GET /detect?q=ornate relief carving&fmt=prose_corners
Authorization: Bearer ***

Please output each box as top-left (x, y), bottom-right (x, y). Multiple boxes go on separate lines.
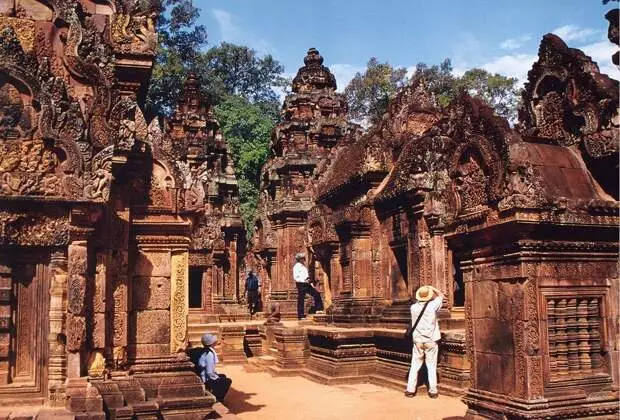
top-left (0, 211), bottom-right (69, 245)
top-left (170, 252), bottom-right (188, 352)
top-left (519, 34), bottom-right (618, 159)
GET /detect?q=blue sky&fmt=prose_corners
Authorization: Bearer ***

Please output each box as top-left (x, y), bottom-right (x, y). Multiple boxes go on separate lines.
top-left (198, 0), bottom-right (619, 90)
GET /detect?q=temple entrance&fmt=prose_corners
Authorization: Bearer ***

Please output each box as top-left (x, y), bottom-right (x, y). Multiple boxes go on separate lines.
top-left (189, 267), bottom-right (203, 309)
top-left (452, 255), bottom-right (464, 307)
top-left (0, 251), bottom-right (50, 399)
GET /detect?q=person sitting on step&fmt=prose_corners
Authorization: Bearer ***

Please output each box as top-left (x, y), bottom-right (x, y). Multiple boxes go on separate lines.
top-left (198, 333), bottom-right (232, 402)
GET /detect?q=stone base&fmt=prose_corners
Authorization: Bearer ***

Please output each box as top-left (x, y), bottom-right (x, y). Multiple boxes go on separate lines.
top-left (326, 297), bottom-right (386, 325)
top-left (63, 357), bottom-right (216, 419)
top-left (464, 389), bottom-right (619, 419)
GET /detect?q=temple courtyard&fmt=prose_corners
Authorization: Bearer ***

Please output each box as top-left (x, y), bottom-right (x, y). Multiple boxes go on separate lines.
top-left (216, 365), bottom-right (466, 420)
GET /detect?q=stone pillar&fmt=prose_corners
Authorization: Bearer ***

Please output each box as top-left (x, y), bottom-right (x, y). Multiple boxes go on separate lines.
top-left (109, 249), bottom-right (129, 372)
top-left (48, 250), bottom-right (68, 403)
top-left (88, 251), bottom-right (107, 377)
top-left (351, 232), bottom-right (372, 298)
top-left (0, 257), bottom-right (11, 384)
top-left (329, 246), bottom-right (342, 300)
top-left (131, 244), bottom-right (172, 361)
top-left (170, 249), bottom-right (189, 353)
top-left (229, 233), bottom-right (238, 302)
top-left (66, 238), bottom-right (89, 378)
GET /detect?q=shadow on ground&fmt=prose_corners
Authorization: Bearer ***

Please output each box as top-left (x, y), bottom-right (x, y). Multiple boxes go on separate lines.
top-left (223, 387), bottom-right (266, 415)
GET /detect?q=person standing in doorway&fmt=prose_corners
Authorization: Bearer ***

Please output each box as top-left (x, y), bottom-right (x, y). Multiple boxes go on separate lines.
top-left (405, 285), bottom-right (443, 398)
top-left (244, 269), bottom-right (260, 316)
top-left (293, 252), bottom-right (323, 320)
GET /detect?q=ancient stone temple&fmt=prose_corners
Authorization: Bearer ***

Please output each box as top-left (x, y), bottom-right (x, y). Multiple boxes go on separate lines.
top-left (161, 74), bottom-right (245, 322)
top-left (251, 48), bottom-right (359, 316)
top-left (0, 1), bottom-right (241, 417)
top-left (242, 32), bottom-right (618, 420)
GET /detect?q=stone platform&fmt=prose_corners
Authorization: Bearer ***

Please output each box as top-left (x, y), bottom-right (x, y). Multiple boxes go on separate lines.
top-left (190, 317), bottom-right (469, 397)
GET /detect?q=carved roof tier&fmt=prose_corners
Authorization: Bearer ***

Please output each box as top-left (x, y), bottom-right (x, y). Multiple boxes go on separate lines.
top-left (317, 78), bottom-right (442, 203)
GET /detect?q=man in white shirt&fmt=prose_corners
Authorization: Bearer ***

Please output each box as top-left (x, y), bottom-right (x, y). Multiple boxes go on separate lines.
top-left (293, 252), bottom-right (323, 319)
top-left (405, 285), bottom-right (443, 398)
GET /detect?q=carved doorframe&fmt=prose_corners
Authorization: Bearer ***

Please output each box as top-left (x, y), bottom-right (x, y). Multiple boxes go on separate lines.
top-left (0, 248), bottom-right (51, 399)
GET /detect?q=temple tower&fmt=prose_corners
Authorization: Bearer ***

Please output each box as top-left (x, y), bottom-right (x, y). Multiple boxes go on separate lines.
top-left (252, 48), bottom-right (356, 316)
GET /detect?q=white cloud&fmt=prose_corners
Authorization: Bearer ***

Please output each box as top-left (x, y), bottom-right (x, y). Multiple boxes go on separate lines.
top-left (481, 53), bottom-right (538, 86)
top-left (500, 34), bottom-right (532, 50)
top-left (552, 25), bottom-right (600, 43)
top-left (579, 40), bottom-right (620, 80)
top-left (211, 9), bottom-right (276, 55)
top-left (330, 64), bottom-right (364, 92)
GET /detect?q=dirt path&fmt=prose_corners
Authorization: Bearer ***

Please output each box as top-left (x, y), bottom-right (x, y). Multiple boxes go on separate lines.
top-left (218, 365), bottom-right (466, 420)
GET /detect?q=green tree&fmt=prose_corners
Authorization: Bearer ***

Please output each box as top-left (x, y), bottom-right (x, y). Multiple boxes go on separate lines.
top-left (409, 59), bottom-right (457, 108)
top-left (344, 57), bottom-right (408, 125)
top-left (348, 57), bottom-right (521, 123)
top-left (214, 97), bottom-right (278, 231)
top-left (456, 68), bottom-right (520, 121)
top-left (194, 42), bottom-right (288, 105)
top-left (146, 0), bottom-right (207, 118)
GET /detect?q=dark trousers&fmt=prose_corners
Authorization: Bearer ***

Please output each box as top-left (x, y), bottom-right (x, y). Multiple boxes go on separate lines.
top-left (206, 373), bottom-right (232, 401)
top-left (296, 282), bottom-right (323, 319)
top-left (247, 290), bottom-right (259, 315)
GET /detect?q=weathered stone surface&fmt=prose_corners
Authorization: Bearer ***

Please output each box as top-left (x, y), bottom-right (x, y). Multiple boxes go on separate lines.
top-left (133, 311), bottom-right (170, 344)
top-left (133, 276), bottom-right (171, 310)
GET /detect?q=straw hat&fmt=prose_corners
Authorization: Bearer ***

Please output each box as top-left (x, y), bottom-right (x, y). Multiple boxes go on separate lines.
top-left (415, 286), bottom-right (434, 302)
top-left (201, 333), bottom-right (217, 347)
top-left (295, 252), bottom-right (306, 261)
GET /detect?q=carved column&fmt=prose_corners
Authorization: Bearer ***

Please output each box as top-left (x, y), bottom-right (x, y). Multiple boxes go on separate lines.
top-left (170, 249), bottom-right (189, 353)
top-left (48, 251), bottom-right (68, 402)
top-left (228, 233), bottom-right (238, 303)
top-left (66, 237), bottom-right (89, 378)
top-left (0, 257), bottom-right (11, 384)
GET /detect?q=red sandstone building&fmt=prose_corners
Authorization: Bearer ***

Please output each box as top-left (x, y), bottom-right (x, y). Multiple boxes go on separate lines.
top-left (0, 1), bottom-right (617, 419)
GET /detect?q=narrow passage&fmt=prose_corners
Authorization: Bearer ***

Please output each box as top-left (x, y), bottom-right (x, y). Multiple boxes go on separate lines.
top-left (218, 365), bottom-right (467, 420)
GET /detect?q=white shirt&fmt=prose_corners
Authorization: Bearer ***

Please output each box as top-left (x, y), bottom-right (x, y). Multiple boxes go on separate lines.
top-left (293, 262), bottom-right (309, 283)
top-left (410, 295), bottom-right (443, 343)
top-left (198, 348), bottom-right (219, 382)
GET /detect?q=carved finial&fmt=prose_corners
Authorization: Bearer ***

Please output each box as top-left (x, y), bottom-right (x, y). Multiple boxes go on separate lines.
top-left (304, 48), bottom-right (324, 66)
top-left (292, 47), bottom-right (337, 93)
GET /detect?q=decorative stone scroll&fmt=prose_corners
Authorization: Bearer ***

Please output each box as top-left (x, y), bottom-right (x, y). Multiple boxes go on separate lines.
top-left (170, 251), bottom-right (188, 353)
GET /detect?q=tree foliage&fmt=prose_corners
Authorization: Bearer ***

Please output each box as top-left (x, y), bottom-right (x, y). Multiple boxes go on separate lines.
top-left (145, 2), bottom-right (285, 236)
top-left (346, 57), bottom-right (520, 125)
top-left (214, 97), bottom-right (278, 231)
top-left (344, 58), bottom-right (408, 125)
top-left (194, 43), bottom-right (288, 105)
top-left (146, 0), bottom-right (207, 118)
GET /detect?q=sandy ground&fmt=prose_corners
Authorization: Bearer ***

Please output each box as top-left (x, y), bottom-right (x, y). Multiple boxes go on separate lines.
top-left (218, 365), bottom-right (467, 420)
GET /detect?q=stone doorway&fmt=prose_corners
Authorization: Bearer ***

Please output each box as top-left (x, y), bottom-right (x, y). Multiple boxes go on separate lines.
top-left (0, 250), bottom-right (50, 401)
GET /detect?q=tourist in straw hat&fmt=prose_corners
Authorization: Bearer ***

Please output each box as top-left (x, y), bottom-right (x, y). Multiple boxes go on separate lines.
top-left (405, 285), bottom-right (444, 399)
top-left (198, 333), bottom-right (232, 401)
top-left (293, 252), bottom-right (323, 320)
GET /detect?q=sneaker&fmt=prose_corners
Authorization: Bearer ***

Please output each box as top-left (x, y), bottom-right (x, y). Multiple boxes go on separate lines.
top-left (428, 392), bottom-right (438, 399)
top-left (404, 391), bottom-right (416, 398)
top-left (316, 310), bottom-right (325, 314)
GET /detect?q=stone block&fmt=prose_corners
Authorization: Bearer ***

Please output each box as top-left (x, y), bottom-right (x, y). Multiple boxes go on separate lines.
top-left (132, 310), bottom-right (170, 344)
top-left (133, 277), bottom-right (170, 310)
top-left (472, 280), bottom-right (498, 319)
top-left (474, 319), bottom-right (513, 355)
top-left (134, 251), bottom-right (171, 277)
